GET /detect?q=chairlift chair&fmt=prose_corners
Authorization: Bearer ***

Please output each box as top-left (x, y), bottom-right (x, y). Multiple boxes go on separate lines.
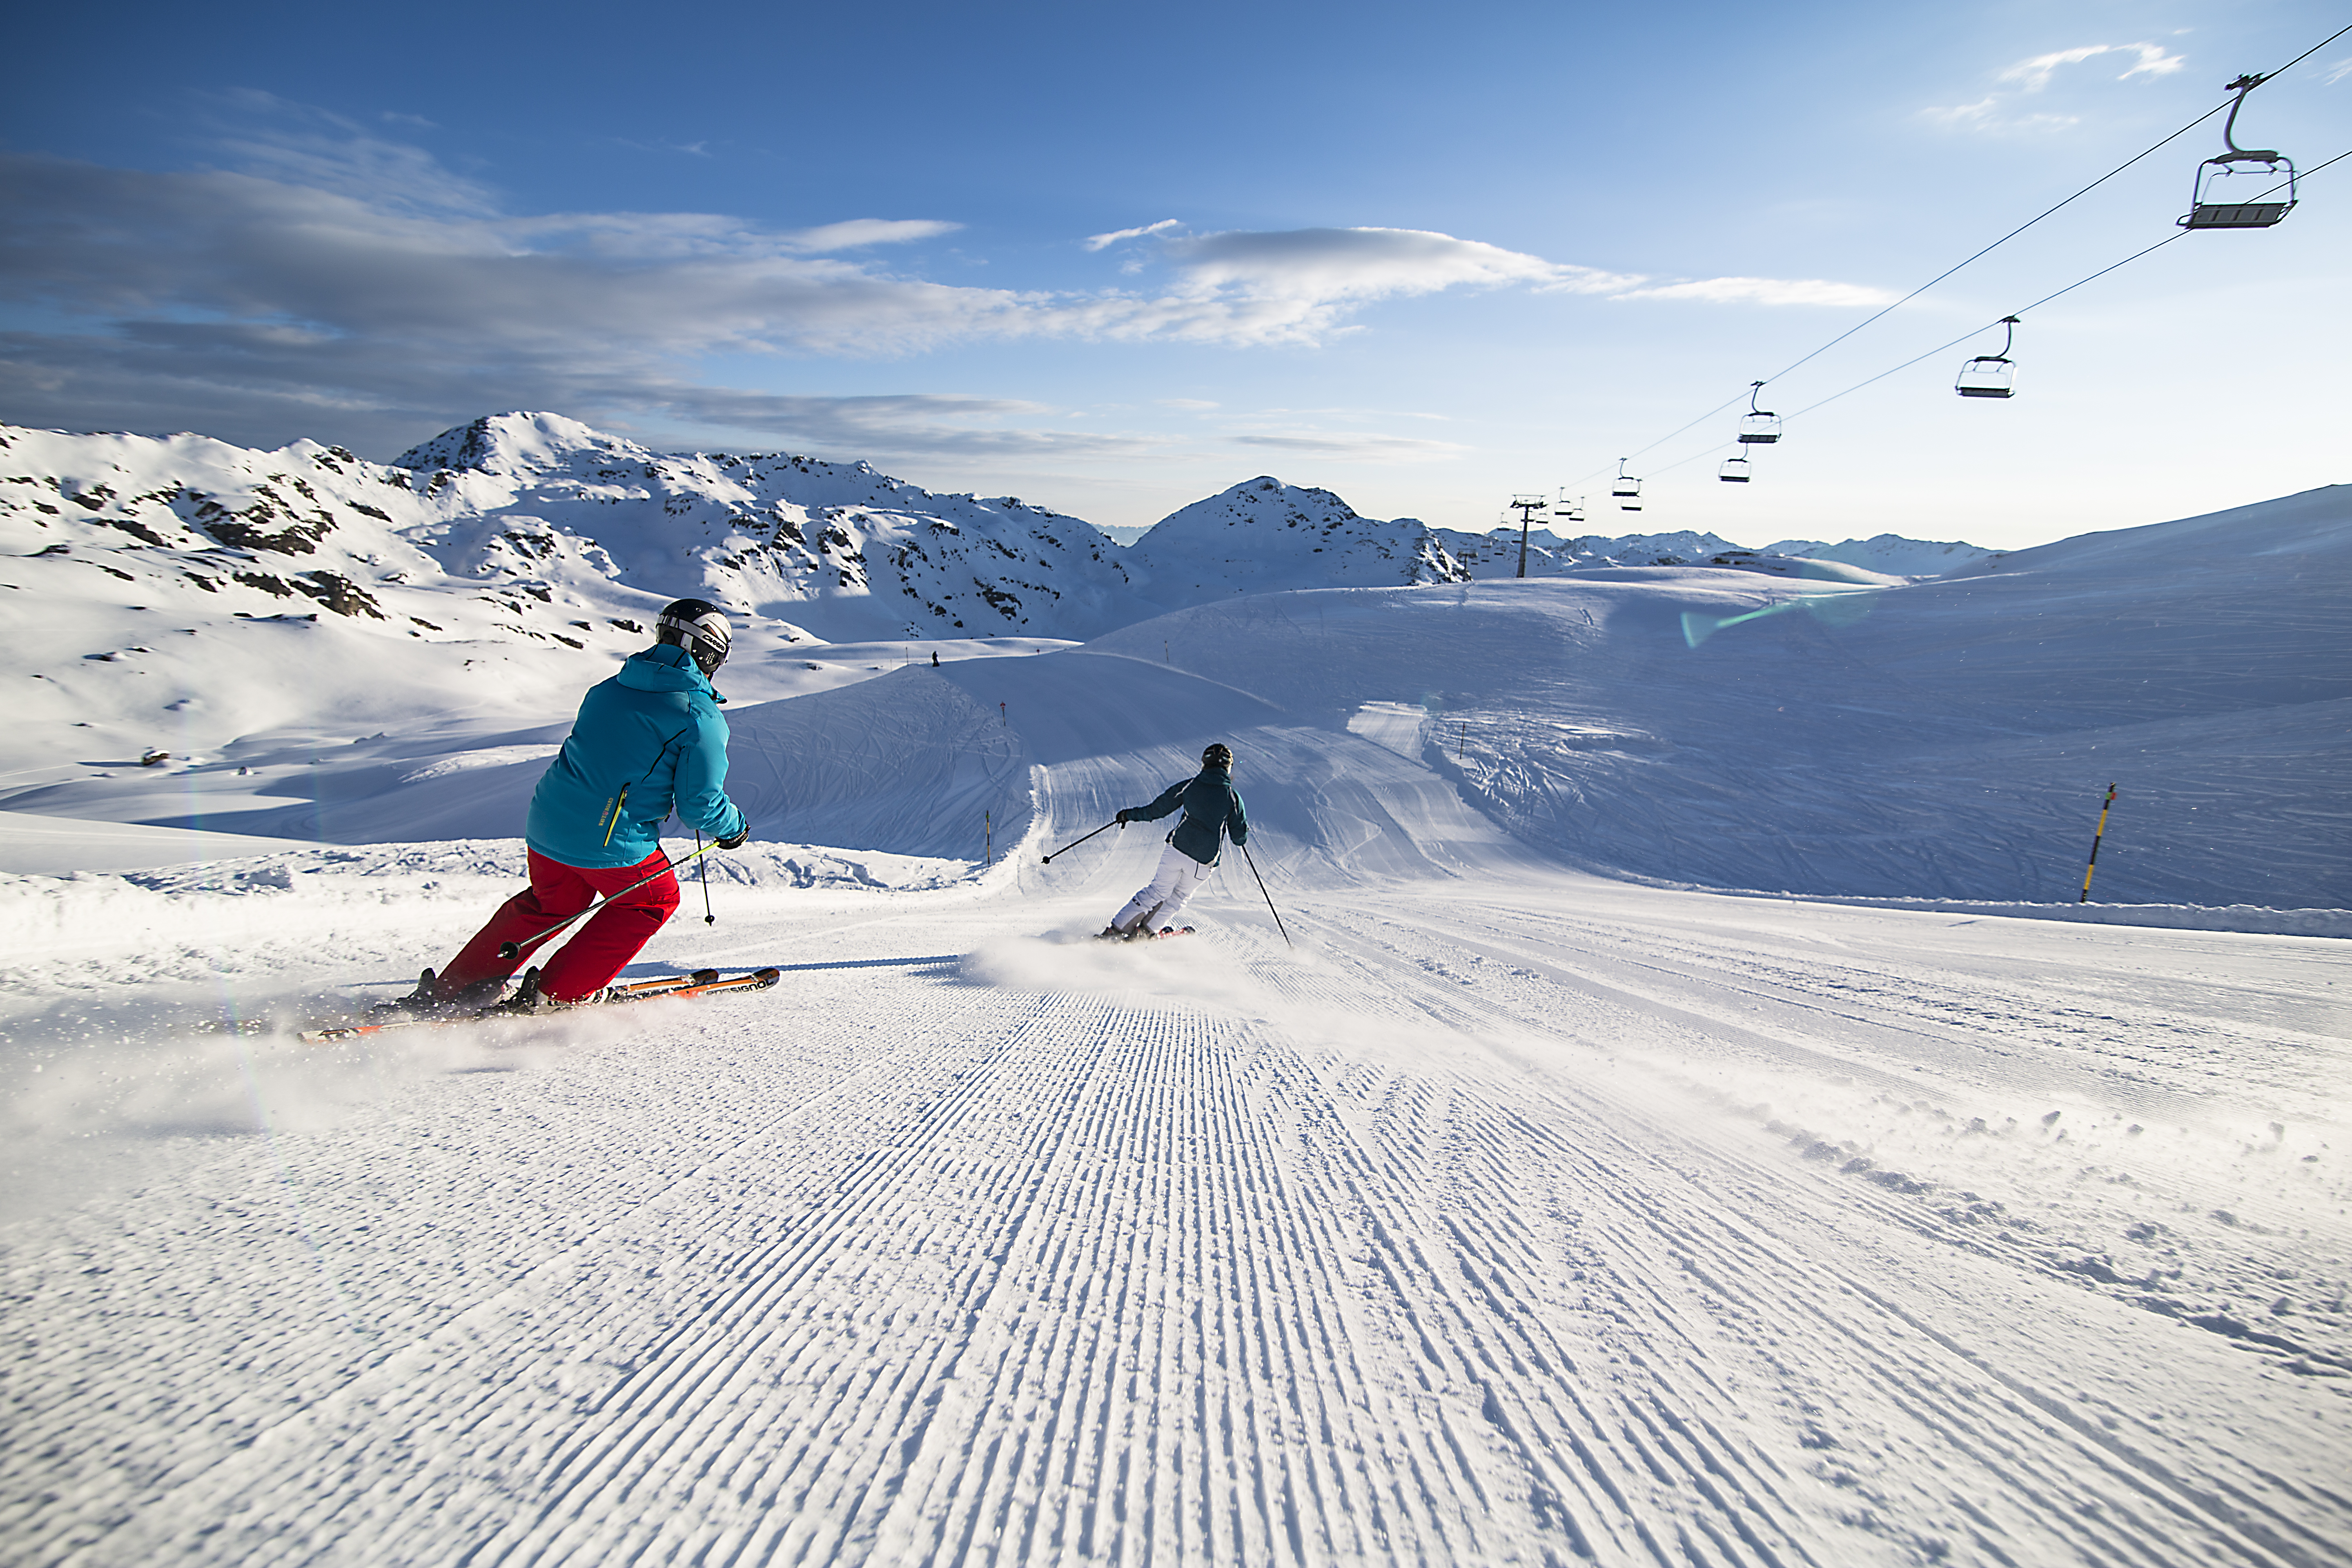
top-left (1717, 455), bottom-right (1752, 483)
top-left (1611, 460), bottom-right (1642, 511)
top-left (1956, 316), bottom-right (2021, 399)
top-left (2180, 75), bottom-right (2298, 230)
top-left (1737, 381), bottom-right (1781, 444)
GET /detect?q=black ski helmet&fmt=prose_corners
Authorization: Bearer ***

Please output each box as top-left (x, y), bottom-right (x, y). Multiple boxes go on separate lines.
top-left (655, 598), bottom-right (732, 676)
top-left (1201, 742), bottom-right (1233, 770)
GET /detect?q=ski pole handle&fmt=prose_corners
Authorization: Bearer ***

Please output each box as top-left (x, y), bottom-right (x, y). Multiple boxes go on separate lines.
top-left (495, 840), bottom-right (720, 961)
top-left (1041, 817), bottom-right (1121, 864)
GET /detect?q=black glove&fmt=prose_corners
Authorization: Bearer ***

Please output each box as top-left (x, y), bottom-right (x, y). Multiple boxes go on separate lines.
top-left (1115, 809), bottom-right (1131, 825)
top-left (716, 826), bottom-right (749, 850)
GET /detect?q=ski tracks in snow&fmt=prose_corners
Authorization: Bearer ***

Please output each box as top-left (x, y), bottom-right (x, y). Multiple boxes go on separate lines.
top-left (4, 895), bottom-right (2349, 1566)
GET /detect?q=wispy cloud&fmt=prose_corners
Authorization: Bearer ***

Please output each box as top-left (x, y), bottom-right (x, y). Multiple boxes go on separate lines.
top-left (2000, 42), bottom-right (2185, 91)
top-left (778, 218), bottom-right (961, 252)
top-left (1614, 276), bottom-right (1901, 308)
top-left (1230, 431), bottom-right (1465, 461)
top-left (1083, 218), bottom-right (1183, 252)
top-left (1926, 41), bottom-right (2186, 131)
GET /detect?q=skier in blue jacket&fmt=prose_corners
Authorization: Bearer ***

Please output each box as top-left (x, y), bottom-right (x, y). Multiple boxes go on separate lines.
top-left (419, 599), bottom-right (750, 1009)
top-left (1100, 743), bottom-right (1248, 939)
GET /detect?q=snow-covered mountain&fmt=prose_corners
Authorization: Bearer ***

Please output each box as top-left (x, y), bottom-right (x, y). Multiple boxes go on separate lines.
top-left (394, 413), bottom-right (1138, 642)
top-left (0, 412), bottom-right (1139, 786)
top-left (0, 414), bottom-right (1490, 791)
top-left (1125, 477), bottom-right (1469, 602)
top-left (1760, 532), bottom-right (2000, 577)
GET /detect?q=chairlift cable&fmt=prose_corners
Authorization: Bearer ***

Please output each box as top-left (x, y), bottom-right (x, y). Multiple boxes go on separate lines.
top-left (1563, 22), bottom-right (2352, 491)
top-left (1759, 20), bottom-right (2349, 389)
top-left (1789, 149), bottom-right (2342, 419)
top-left (2259, 20), bottom-right (2352, 80)
top-left (1618, 150), bottom-right (2342, 481)
top-left (1756, 109), bottom-right (2224, 389)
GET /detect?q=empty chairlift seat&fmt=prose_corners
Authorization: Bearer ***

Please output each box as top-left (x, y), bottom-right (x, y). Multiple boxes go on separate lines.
top-left (1956, 316), bottom-right (2021, 399)
top-left (2181, 74), bottom-right (2298, 230)
top-left (1738, 381), bottom-right (1781, 443)
top-left (2183, 154), bottom-right (2298, 228)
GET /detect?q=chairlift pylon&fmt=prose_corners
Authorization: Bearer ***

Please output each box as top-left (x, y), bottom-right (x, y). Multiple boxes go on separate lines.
top-left (1610, 459), bottom-right (1642, 511)
top-left (1737, 380), bottom-right (1782, 445)
top-left (1717, 454), bottom-right (1752, 483)
top-left (1956, 316), bottom-right (2021, 399)
top-left (2180, 74), bottom-right (2298, 230)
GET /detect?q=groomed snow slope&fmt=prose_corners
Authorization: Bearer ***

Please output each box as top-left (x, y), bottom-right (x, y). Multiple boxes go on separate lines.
top-left (2, 819), bottom-right (2345, 1565)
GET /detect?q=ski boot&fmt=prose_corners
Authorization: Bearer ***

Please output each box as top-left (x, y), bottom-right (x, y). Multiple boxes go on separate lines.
top-left (372, 968), bottom-right (505, 1018)
top-left (498, 969), bottom-right (629, 1014)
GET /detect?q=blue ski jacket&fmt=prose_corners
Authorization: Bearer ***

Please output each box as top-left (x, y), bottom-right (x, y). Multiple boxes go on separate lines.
top-left (1126, 766), bottom-right (1248, 866)
top-left (524, 644), bottom-right (748, 869)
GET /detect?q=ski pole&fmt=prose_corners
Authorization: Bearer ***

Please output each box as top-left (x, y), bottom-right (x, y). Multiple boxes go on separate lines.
top-left (1240, 842), bottom-right (1292, 949)
top-left (495, 840), bottom-right (719, 960)
top-left (1041, 817), bottom-right (1123, 864)
top-left (696, 830), bottom-right (715, 927)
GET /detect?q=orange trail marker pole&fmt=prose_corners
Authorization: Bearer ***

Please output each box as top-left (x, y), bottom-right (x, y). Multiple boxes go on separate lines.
top-left (2079, 783), bottom-right (2117, 902)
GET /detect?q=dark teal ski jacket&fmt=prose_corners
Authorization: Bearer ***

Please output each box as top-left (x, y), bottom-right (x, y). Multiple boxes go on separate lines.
top-left (524, 643), bottom-right (748, 868)
top-left (1127, 766), bottom-right (1248, 866)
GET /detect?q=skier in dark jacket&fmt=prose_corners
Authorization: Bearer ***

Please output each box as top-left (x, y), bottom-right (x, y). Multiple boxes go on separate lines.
top-left (1100, 743), bottom-right (1248, 939)
top-left (419, 598), bottom-right (750, 1010)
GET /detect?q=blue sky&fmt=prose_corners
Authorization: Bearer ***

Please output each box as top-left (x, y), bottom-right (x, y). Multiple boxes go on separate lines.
top-left (4, 0), bottom-right (2346, 546)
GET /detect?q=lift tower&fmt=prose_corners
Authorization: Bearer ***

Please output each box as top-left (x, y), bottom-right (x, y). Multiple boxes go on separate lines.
top-left (1508, 494), bottom-right (1549, 579)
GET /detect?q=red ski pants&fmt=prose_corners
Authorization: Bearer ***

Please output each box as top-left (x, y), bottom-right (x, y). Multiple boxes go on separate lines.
top-left (439, 848), bottom-right (680, 1003)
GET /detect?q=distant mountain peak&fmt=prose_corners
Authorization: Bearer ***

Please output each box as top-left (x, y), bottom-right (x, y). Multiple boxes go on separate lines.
top-left (395, 412), bottom-right (633, 475)
top-left (1127, 475), bottom-right (1466, 598)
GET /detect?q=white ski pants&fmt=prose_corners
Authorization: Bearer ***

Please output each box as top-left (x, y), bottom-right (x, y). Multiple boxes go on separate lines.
top-left (1113, 844), bottom-right (1214, 933)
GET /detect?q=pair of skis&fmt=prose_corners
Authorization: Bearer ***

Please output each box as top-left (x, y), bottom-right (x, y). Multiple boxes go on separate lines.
top-left (1097, 925), bottom-right (1195, 943)
top-left (252, 967), bottom-right (782, 1044)
top-left (307, 967), bottom-right (781, 1042)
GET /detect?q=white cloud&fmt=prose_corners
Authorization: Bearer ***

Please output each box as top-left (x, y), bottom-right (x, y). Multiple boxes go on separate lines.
top-left (1927, 41), bottom-right (2186, 131)
top-left (2000, 41), bottom-right (2185, 91)
top-left (1083, 219), bottom-right (1183, 252)
top-left (781, 218), bottom-right (963, 252)
top-left (1230, 431), bottom-right (1466, 461)
top-left (1168, 227), bottom-right (1636, 301)
top-left (1049, 226), bottom-right (1644, 346)
top-left (1615, 276), bottom-right (1904, 308)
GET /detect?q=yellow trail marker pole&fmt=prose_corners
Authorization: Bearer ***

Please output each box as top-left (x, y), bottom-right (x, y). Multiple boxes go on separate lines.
top-left (2079, 783), bottom-right (2117, 903)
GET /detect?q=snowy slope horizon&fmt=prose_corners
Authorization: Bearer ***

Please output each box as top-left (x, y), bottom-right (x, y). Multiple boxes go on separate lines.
top-left (1434, 524), bottom-right (1997, 580)
top-left (8, 463), bottom-right (2345, 911)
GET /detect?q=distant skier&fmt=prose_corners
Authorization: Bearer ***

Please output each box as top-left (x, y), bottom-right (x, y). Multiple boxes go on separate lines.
top-left (1099, 743), bottom-right (1248, 940)
top-left (409, 599), bottom-right (750, 1011)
